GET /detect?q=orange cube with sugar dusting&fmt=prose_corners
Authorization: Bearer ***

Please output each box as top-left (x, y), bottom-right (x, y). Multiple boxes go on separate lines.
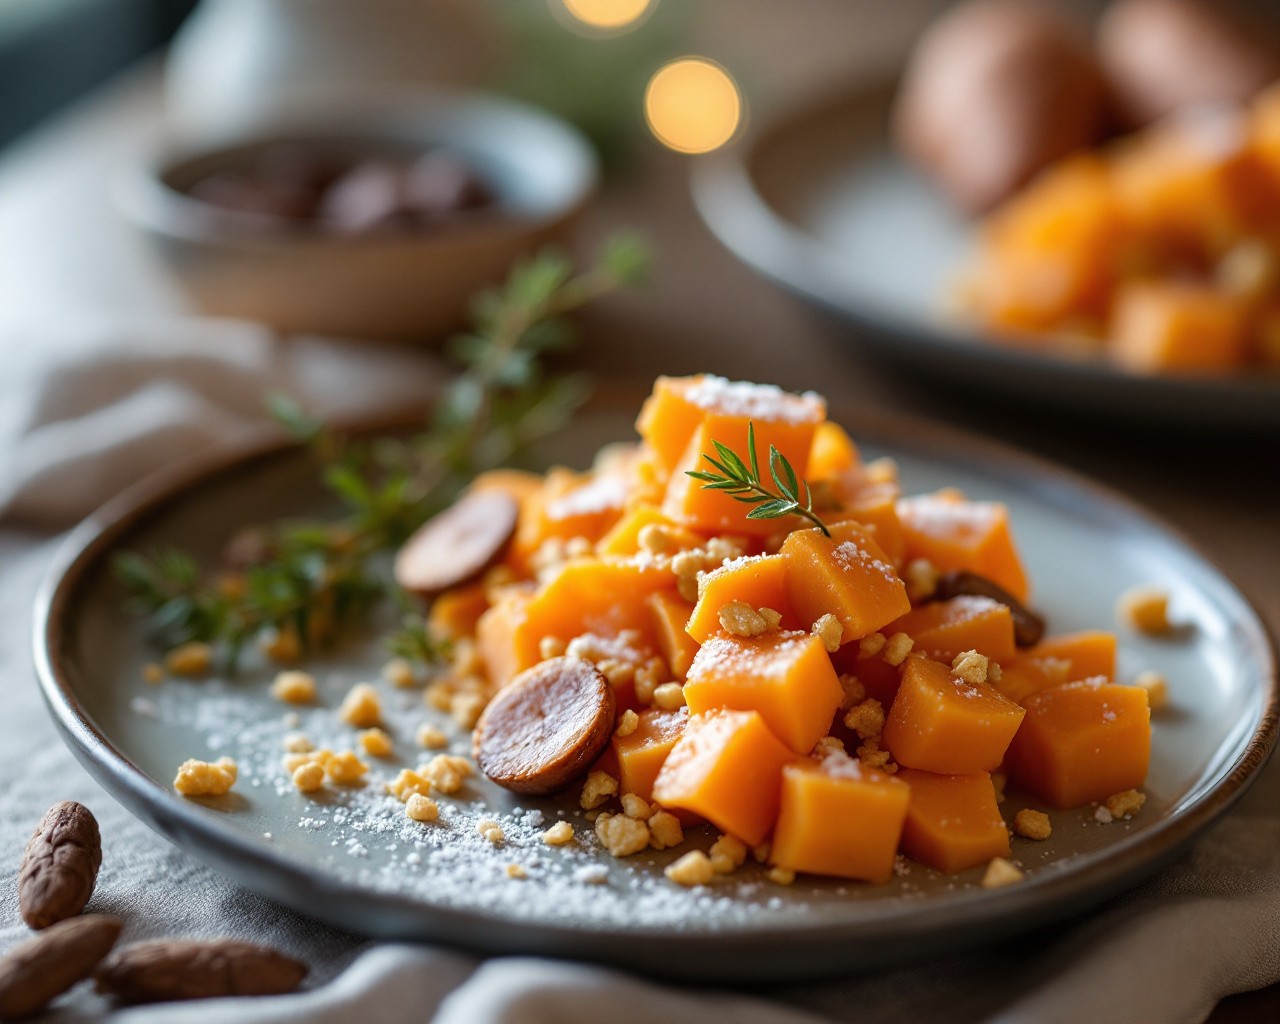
top-left (685, 553), bottom-right (799, 644)
top-left (651, 709), bottom-right (794, 846)
top-left (885, 595), bottom-right (1017, 664)
top-left (683, 630), bottom-right (844, 754)
top-left (897, 491), bottom-right (1030, 602)
top-left (771, 757), bottom-right (910, 883)
top-left (782, 520), bottom-right (911, 643)
top-left (882, 656), bottom-right (1025, 775)
top-left (1005, 678), bottom-right (1150, 809)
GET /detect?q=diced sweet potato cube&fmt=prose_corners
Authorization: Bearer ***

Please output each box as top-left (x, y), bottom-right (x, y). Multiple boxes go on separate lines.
top-left (639, 375), bottom-right (827, 479)
top-left (518, 469), bottom-right (629, 554)
top-left (992, 654), bottom-right (1059, 705)
top-left (647, 591), bottom-right (700, 682)
top-left (771, 757), bottom-right (910, 883)
top-left (782, 521), bottom-right (911, 643)
top-left (831, 646), bottom-right (904, 707)
top-left (651, 709), bottom-right (794, 845)
top-left (685, 554), bottom-right (799, 644)
top-left (664, 415), bottom-right (823, 538)
top-left (835, 494), bottom-right (906, 567)
top-left (885, 596), bottom-right (1017, 664)
top-left (613, 707), bottom-right (688, 801)
top-left (882, 656), bottom-right (1025, 774)
top-left (426, 582), bottom-right (490, 640)
top-left (970, 155), bottom-right (1121, 332)
top-left (1113, 111), bottom-right (1280, 244)
top-left (683, 631), bottom-right (844, 754)
top-left (806, 421), bottom-right (860, 481)
top-left (897, 492), bottom-right (1030, 602)
top-left (596, 506), bottom-right (704, 557)
top-left (476, 589), bottom-right (534, 687)
top-left (1028, 630), bottom-right (1116, 681)
top-left (636, 375), bottom-right (716, 472)
top-left (1111, 282), bottom-right (1250, 374)
top-left (897, 769), bottom-right (1010, 873)
top-left (1004, 678), bottom-right (1150, 809)
top-left (511, 557), bottom-right (674, 676)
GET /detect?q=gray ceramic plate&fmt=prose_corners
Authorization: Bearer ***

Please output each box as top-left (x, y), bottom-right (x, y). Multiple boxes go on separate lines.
top-left (692, 82), bottom-right (1280, 430)
top-left (33, 408), bottom-right (1278, 982)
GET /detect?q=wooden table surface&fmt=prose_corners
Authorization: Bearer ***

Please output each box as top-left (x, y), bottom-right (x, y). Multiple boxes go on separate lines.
top-left (0, 41), bottom-right (1276, 1020)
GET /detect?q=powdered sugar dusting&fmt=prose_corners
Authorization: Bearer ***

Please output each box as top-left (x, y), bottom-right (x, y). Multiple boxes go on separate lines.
top-left (684, 376), bottom-right (825, 424)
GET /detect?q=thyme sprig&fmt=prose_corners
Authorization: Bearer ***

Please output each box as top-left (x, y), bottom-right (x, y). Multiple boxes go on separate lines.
top-left (116, 234), bottom-right (650, 671)
top-left (687, 422), bottom-right (830, 537)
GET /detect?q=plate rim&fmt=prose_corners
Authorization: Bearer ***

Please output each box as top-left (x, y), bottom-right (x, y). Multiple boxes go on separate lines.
top-left (690, 80), bottom-right (1280, 422)
top-left (30, 402), bottom-right (1280, 980)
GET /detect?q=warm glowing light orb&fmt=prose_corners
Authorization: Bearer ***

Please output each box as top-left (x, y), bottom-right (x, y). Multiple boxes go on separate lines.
top-left (644, 57), bottom-right (742, 155)
top-left (561, 0), bottom-right (652, 31)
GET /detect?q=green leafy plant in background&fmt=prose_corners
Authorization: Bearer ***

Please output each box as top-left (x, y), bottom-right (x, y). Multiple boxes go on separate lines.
top-left (117, 233), bottom-right (651, 670)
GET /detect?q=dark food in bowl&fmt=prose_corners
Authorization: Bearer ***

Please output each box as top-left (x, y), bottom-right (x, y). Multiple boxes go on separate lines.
top-left (185, 142), bottom-right (494, 234)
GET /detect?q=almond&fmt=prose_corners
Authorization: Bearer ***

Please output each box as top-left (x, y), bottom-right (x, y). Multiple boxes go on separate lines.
top-left (94, 939), bottom-right (307, 1004)
top-left (0, 915), bottom-right (122, 1020)
top-left (18, 801), bottom-right (102, 929)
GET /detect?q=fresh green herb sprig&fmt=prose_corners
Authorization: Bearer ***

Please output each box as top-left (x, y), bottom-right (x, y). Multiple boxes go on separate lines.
top-left (116, 234), bottom-right (651, 671)
top-left (687, 422), bottom-right (830, 537)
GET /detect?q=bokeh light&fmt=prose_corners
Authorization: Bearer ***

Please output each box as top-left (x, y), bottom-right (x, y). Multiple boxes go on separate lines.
top-left (559, 0), bottom-right (653, 33)
top-left (644, 57), bottom-right (743, 155)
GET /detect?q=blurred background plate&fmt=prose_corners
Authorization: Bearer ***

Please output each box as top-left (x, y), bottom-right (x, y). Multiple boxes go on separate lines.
top-left (692, 81), bottom-right (1280, 431)
top-left (33, 407), bottom-right (1278, 982)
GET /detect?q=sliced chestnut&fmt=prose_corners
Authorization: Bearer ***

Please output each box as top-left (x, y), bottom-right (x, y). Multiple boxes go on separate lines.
top-left (931, 570), bottom-right (1047, 647)
top-left (394, 489), bottom-right (518, 599)
top-left (473, 657), bottom-right (616, 795)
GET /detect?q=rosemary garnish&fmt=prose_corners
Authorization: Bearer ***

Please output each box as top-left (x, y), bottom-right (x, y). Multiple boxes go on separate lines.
top-left (116, 234), bottom-right (650, 670)
top-left (686, 422), bottom-right (830, 536)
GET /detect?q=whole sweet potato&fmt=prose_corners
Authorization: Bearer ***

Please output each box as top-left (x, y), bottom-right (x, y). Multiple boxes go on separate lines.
top-left (1099, 0), bottom-right (1280, 128)
top-left (894, 0), bottom-right (1108, 214)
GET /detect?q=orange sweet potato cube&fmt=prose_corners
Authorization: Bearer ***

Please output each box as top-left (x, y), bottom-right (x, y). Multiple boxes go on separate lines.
top-left (882, 656), bottom-right (1025, 774)
top-left (782, 521), bottom-right (911, 642)
top-left (685, 554), bottom-right (799, 644)
top-left (885, 596), bottom-right (1017, 664)
top-left (647, 591), bottom-right (700, 682)
top-left (513, 557), bottom-right (674, 672)
top-left (683, 631), bottom-right (844, 754)
top-left (970, 155), bottom-right (1121, 332)
top-left (897, 769), bottom-right (1010, 873)
top-left (1005, 678), bottom-right (1151, 809)
top-left (664, 419), bottom-right (824, 538)
top-left (1111, 282), bottom-right (1250, 375)
top-left (613, 707), bottom-right (688, 802)
top-left (897, 492), bottom-right (1030, 602)
top-left (833, 494), bottom-right (906, 567)
top-left (596, 506), bottom-right (705, 557)
top-left (806, 421), bottom-right (861, 481)
top-left (771, 757), bottom-right (910, 883)
top-left (476, 589), bottom-right (534, 687)
top-left (426, 582), bottom-right (490, 640)
top-left (518, 469), bottom-right (629, 553)
top-left (651, 709), bottom-right (794, 845)
top-left (1028, 630), bottom-right (1117, 681)
top-left (639, 375), bottom-right (827, 479)
top-left (992, 653), bottom-right (1060, 705)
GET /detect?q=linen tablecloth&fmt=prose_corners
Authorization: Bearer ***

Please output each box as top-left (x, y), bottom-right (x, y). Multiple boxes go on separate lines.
top-left (1, 319), bottom-right (1278, 1023)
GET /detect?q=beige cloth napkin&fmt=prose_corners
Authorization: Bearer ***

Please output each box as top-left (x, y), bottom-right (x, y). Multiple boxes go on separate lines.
top-left (0, 314), bottom-right (442, 526)
top-left (1, 318), bottom-right (1278, 1023)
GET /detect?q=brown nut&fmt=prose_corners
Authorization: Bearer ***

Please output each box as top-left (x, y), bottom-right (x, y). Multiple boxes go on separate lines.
top-left (94, 939), bottom-right (307, 1005)
top-left (0, 915), bottom-right (122, 1020)
top-left (394, 489), bottom-right (518, 599)
top-left (931, 570), bottom-right (1047, 647)
top-left (18, 801), bottom-right (102, 930)
top-left (893, 0), bottom-right (1107, 213)
top-left (1099, 0), bottom-right (1280, 128)
top-left (473, 657), bottom-right (616, 795)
